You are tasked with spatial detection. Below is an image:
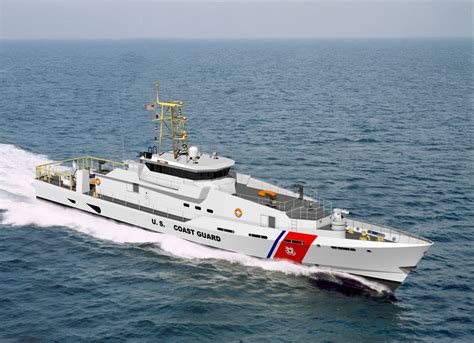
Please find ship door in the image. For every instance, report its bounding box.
[260,215,269,227]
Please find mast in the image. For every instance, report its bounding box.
[151,81,189,159]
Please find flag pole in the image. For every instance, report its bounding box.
[155,80,160,104]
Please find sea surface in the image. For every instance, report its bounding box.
[0,39,473,341]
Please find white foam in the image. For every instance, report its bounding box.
[0,144,389,293]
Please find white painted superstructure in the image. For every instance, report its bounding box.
[34,82,432,290]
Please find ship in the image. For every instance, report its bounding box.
[34,81,433,291]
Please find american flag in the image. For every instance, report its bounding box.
[144,103,155,111]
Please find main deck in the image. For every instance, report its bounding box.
[35,155,431,246]
[234,182,331,221]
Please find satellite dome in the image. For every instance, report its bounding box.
[189,146,199,159]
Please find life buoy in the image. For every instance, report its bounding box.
[95,177,101,186]
[234,208,243,218]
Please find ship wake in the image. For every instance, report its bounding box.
[0,144,392,297]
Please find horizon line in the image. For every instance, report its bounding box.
[1,36,472,42]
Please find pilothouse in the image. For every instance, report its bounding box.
[34,81,433,291]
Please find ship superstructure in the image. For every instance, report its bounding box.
[34,82,432,290]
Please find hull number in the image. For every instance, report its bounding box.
[174,225,221,242]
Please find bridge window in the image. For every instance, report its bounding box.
[145,162,230,180]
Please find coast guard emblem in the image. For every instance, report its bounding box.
[285,246,296,256]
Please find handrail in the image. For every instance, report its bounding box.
[234,191,331,221]
[36,156,126,190]
[347,218,432,245]
[36,155,125,169]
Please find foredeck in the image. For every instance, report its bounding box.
[234,183,331,221]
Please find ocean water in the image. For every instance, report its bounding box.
[0,39,473,341]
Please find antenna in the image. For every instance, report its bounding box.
[155,80,160,103]
[118,88,125,162]
[151,81,189,159]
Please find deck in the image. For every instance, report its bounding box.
[234,183,331,221]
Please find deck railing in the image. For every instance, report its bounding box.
[36,156,126,191]
[347,218,432,245]
[231,172,333,222]
[234,191,331,221]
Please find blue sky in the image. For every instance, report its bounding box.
[1,1,472,39]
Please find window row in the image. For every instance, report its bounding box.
[217,227,234,234]
[283,239,305,245]
[249,233,268,239]
[146,162,230,181]
[183,202,213,213]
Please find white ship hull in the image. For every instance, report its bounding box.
[32,84,433,292]
[35,180,431,288]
